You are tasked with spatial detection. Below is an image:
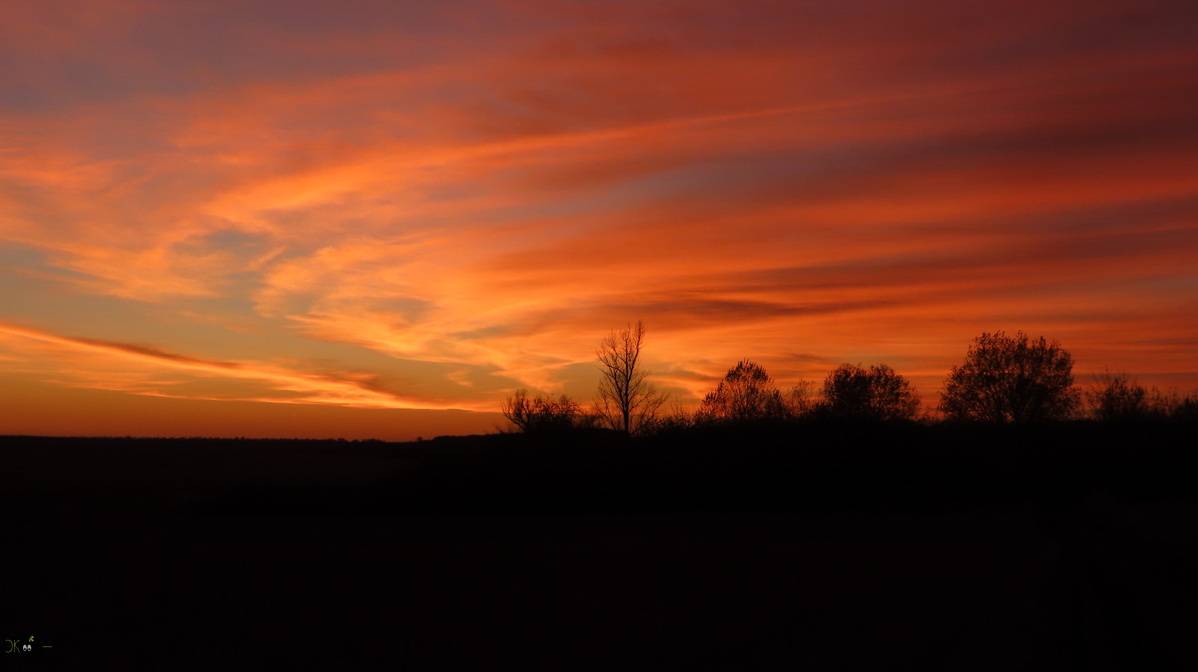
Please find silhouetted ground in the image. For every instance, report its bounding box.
[1,422,1195,670]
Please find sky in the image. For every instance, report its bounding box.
[2,0,1197,439]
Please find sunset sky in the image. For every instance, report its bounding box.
[2,0,1197,439]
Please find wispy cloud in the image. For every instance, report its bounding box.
[0,322,491,411]
[2,0,1197,434]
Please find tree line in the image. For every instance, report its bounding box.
[501,324,1198,434]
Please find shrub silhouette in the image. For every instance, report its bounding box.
[785,380,818,418]
[1173,394,1198,422]
[820,363,919,421]
[940,331,1078,423]
[696,360,788,423]
[501,389,584,433]
[1086,373,1170,422]
[638,405,695,435]
[596,321,666,434]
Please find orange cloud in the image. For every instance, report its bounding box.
[2,0,1197,436]
[0,323,491,411]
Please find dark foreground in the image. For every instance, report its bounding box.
[2,423,1195,670]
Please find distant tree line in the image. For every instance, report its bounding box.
[501,327,1198,434]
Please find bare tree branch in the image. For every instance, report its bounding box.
[596,321,666,434]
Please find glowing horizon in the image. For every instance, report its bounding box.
[3,1,1197,439]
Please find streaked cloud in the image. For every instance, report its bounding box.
[0,322,489,411]
[2,0,1197,436]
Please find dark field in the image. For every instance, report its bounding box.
[2,423,1195,670]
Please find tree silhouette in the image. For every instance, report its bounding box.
[821,363,919,421]
[1086,375,1198,423]
[1173,395,1198,422]
[1087,373,1160,422]
[696,360,788,422]
[596,321,665,434]
[940,331,1078,423]
[502,389,583,433]
[785,380,817,417]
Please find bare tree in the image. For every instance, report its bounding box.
[596,321,665,433]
